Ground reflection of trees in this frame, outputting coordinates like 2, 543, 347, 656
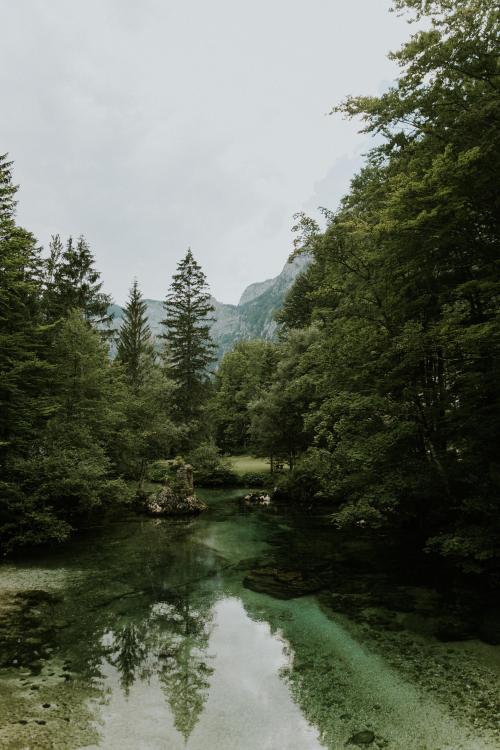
102, 592, 214, 740
156, 595, 214, 740
107, 622, 150, 695
101, 591, 214, 740
30, 518, 224, 746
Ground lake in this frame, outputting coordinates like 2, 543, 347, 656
0, 489, 499, 749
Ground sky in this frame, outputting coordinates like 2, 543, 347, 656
0, 0, 413, 305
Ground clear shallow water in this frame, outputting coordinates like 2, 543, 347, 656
0, 489, 499, 750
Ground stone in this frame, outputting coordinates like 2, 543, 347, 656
243, 566, 330, 599
347, 730, 375, 746
243, 493, 271, 506
145, 462, 207, 516
147, 488, 207, 516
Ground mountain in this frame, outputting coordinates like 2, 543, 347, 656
109, 254, 309, 361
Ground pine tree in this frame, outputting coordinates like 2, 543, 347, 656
116, 279, 154, 389
44, 234, 112, 327
160, 249, 215, 420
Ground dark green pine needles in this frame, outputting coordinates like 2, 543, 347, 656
161, 249, 215, 421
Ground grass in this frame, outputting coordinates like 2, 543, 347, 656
226, 455, 271, 476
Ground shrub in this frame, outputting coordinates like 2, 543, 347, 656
187, 443, 238, 487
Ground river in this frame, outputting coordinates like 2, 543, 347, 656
0, 488, 499, 749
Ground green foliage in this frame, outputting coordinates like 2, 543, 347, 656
249, 328, 317, 469
237, 472, 269, 488
220, 0, 500, 576
209, 340, 278, 453
187, 442, 237, 487
0, 156, 51, 464
276, 268, 316, 333
23, 313, 132, 515
115, 362, 182, 483
0, 309, 132, 553
147, 460, 168, 483
116, 279, 155, 389
43, 234, 112, 327
161, 249, 215, 421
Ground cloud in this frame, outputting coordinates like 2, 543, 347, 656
0, 0, 412, 304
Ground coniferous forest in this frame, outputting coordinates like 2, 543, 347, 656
1, 1, 500, 748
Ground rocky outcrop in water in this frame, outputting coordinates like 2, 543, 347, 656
146, 461, 207, 516
242, 492, 271, 507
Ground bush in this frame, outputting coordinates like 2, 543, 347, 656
238, 472, 269, 488
187, 443, 238, 487
147, 460, 170, 483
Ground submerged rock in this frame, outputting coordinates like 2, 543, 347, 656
347, 730, 375, 746
243, 566, 330, 599
146, 462, 207, 516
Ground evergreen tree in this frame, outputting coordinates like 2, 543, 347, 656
44, 234, 112, 327
0, 152, 17, 217
160, 249, 215, 420
210, 340, 279, 452
116, 279, 154, 389
0, 155, 51, 474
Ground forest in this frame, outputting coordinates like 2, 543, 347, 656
1, 0, 499, 585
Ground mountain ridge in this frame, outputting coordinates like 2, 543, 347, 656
110, 253, 310, 360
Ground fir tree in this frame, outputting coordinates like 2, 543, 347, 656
116, 279, 154, 389
44, 234, 112, 327
160, 249, 215, 420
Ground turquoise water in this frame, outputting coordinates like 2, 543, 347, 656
0, 489, 499, 749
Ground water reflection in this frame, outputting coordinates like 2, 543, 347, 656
1, 497, 499, 750
99, 595, 215, 742
88, 596, 325, 750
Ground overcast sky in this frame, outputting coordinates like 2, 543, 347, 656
1, 0, 413, 305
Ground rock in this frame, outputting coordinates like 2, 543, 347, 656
243, 492, 271, 507
243, 566, 330, 599
347, 730, 375, 746
147, 488, 207, 516
145, 462, 207, 516
176, 462, 194, 496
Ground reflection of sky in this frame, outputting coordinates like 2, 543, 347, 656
83, 596, 325, 750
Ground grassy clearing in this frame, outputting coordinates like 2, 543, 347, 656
226, 455, 271, 476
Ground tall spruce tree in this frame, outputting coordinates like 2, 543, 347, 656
160, 249, 215, 420
117, 279, 154, 389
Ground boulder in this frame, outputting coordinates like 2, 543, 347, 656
146, 462, 207, 516
242, 492, 271, 506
